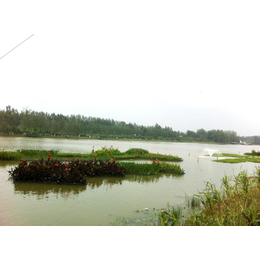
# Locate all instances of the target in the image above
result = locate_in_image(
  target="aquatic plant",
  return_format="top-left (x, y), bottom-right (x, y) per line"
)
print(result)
top-left (119, 161), bottom-right (184, 175)
top-left (9, 158), bottom-right (126, 184)
top-left (0, 149), bottom-right (57, 161)
top-left (184, 169), bottom-right (260, 226)
top-left (0, 148), bottom-right (183, 163)
top-left (244, 150), bottom-right (260, 156)
top-left (125, 148), bottom-right (149, 155)
top-left (119, 162), bottom-right (159, 175)
top-left (215, 157), bottom-right (260, 164)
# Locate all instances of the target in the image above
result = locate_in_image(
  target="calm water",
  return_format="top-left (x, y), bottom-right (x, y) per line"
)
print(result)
top-left (0, 137), bottom-right (259, 226)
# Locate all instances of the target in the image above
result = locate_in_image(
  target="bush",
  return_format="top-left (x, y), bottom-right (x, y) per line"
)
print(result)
top-left (125, 148), bottom-right (149, 155)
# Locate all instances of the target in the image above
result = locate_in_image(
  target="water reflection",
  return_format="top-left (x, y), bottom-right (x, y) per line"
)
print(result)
top-left (86, 177), bottom-right (124, 189)
top-left (125, 173), bottom-right (184, 184)
top-left (12, 172), bottom-right (183, 199)
top-left (13, 181), bottom-right (87, 200)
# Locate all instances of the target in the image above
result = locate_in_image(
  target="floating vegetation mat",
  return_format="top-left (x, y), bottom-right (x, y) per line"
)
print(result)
top-left (9, 158), bottom-right (125, 185)
top-left (8, 155), bottom-right (184, 184)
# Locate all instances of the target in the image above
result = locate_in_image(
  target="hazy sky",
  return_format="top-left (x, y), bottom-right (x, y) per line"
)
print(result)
top-left (0, 0), bottom-right (259, 136)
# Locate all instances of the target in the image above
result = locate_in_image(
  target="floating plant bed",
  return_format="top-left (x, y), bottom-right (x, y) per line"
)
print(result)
top-left (119, 161), bottom-right (185, 175)
top-left (1, 147), bottom-right (183, 163)
top-left (55, 147), bottom-right (183, 162)
top-left (9, 157), bottom-right (125, 185)
top-left (8, 155), bottom-right (185, 184)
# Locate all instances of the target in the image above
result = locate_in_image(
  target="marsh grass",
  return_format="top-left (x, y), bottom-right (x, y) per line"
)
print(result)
top-left (184, 169), bottom-right (260, 226)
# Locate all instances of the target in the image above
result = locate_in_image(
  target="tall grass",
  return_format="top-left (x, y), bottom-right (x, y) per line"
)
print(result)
top-left (184, 169), bottom-right (260, 226)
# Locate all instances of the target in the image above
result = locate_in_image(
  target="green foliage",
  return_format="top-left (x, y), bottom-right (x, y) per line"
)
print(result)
top-left (160, 207), bottom-right (182, 226)
top-left (125, 148), bottom-right (149, 154)
top-left (216, 157), bottom-right (260, 163)
top-left (119, 161), bottom-right (184, 175)
top-left (119, 162), bottom-right (160, 175)
top-left (184, 170), bottom-right (260, 226)
top-left (213, 153), bottom-right (247, 158)
top-left (0, 149), bottom-right (57, 161)
top-left (0, 151), bottom-right (17, 160)
top-left (55, 148), bottom-right (183, 162)
top-left (0, 105), bottom-right (251, 144)
top-left (244, 150), bottom-right (260, 156)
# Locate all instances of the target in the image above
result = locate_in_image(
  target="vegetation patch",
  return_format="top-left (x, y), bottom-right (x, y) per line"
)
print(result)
top-left (8, 153), bottom-right (184, 184)
top-left (212, 153), bottom-right (247, 158)
top-left (244, 150), bottom-right (260, 156)
top-left (56, 146), bottom-right (182, 162)
top-left (210, 150), bottom-right (260, 163)
top-left (0, 146), bottom-right (183, 162)
top-left (0, 149), bottom-right (58, 161)
top-left (215, 157), bottom-right (260, 163)
top-left (119, 168), bottom-right (260, 226)
top-left (9, 156), bottom-right (125, 185)
top-left (183, 169), bottom-right (260, 226)
top-left (119, 160), bottom-right (184, 175)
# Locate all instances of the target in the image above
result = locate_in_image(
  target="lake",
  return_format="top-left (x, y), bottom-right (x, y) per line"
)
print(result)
top-left (0, 137), bottom-right (259, 225)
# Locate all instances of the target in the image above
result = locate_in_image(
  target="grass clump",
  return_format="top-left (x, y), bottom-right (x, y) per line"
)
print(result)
top-left (0, 149), bottom-right (58, 161)
top-left (184, 169), bottom-right (260, 226)
top-left (244, 150), bottom-right (260, 156)
top-left (119, 160), bottom-right (184, 175)
top-left (124, 148), bottom-right (149, 155)
top-left (216, 158), bottom-right (260, 163)
top-left (212, 153), bottom-right (247, 158)
top-left (1, 147), bottom-right (183, 162)
top-left (119, 162), bottom-right (159, 175)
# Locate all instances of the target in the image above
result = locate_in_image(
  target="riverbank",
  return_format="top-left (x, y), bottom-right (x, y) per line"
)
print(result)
top-left (0, 134), bottom-right (247, 145)
top-left (117, 168), bottom-right (260, 226)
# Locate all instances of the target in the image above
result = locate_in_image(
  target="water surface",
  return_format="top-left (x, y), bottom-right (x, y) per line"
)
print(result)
top-left (0, 137), bottom-right (259, 225)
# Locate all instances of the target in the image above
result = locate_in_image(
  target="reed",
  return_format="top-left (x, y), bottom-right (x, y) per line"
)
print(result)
top-left (184, 169), bottom-right (260, 226)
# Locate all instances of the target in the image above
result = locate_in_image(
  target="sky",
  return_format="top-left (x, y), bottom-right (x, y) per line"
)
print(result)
top-left (0, 0), bottom-right (259, 136)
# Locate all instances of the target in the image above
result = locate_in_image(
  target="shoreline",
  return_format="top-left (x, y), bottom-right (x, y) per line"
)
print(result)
top-left (0, 135), bottom-right (252, 146)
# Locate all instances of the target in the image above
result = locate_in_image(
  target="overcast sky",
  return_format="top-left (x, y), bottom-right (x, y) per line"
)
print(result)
top-left (0, 0), bottom-right (259, 136)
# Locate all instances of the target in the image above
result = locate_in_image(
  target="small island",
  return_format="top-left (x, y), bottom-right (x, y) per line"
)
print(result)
top-left (211, 150), bottom-right (260, 163)
top-left (5, 147), bottom-right (185, 184)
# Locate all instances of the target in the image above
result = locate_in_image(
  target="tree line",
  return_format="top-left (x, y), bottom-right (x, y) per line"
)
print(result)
top-left (0, 105), bottom-right (256, 144)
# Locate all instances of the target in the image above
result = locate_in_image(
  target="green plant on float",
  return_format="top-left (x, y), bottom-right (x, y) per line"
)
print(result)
top-left (244, 150), bottom-right (260, 156)
top-left (216, 158), bottom-right (260, 163)
top-left (212, 153), bottom-right (247, 158)
top-left (0, 149), bottom-right (58, 161)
